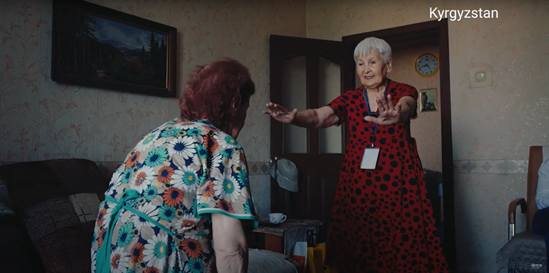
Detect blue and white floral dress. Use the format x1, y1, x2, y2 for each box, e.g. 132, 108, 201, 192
91, 119, 258, 273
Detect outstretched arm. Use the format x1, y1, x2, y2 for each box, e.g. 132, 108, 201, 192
396, 96, 417, 122
263, 103, 339, 129
364, 95, 416, 125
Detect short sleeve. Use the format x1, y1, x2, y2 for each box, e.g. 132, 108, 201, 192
327, 91, 353, 126
392, 83, 418, 101
196, 137, 258, 228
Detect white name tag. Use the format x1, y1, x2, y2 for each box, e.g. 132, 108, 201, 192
361, 147, 380, 169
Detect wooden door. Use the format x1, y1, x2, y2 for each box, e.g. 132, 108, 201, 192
269, 35, 355, 242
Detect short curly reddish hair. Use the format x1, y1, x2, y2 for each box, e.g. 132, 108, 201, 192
179, 58, 255, 128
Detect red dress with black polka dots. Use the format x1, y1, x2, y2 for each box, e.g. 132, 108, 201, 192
325, 79, 449, 273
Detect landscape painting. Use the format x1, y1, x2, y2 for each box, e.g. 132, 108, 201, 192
51, 0, 177, 97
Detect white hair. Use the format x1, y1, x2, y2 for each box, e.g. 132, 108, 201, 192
353, 37, 392, 63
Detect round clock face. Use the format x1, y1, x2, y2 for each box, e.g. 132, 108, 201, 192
415, 53, 439, 77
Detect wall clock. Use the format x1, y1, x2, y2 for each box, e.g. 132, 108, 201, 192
414, 53, 439, 78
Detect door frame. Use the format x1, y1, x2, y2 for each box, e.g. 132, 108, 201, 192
342, 19, 455, 271
268, 35, 353, 242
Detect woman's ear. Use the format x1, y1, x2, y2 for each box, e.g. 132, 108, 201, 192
386, 57, 393, 73
231, 94, 242, 113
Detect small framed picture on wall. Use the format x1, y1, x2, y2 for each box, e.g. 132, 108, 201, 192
419, 88, 437, 112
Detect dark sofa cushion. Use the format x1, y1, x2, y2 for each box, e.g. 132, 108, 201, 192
0, 159, 109, 273
0, 214, 45, 273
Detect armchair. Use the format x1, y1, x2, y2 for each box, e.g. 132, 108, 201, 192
496, 146, 549, 272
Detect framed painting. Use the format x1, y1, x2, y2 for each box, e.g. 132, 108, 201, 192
419, 88, 437, 112
51, 0, 177, 97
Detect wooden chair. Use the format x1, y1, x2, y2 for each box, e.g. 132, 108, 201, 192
496, 146, 549, 272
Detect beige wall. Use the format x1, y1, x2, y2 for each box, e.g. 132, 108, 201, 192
0, 0, 306, 222
307, 0, 549, 272
0, 0, 306, 164
390, 45, 442, 172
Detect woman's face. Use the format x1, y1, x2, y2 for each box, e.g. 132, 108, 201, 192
355, 49, 392, 90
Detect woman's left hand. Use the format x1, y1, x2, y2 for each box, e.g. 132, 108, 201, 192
364, 94, 401, 125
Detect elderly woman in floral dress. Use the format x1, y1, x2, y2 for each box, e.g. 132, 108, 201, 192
91, 58, 258, 273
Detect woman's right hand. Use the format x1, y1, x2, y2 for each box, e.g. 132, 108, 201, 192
262, 102, 297, 124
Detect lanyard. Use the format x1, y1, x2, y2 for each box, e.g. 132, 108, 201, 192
363, 83, 389, 147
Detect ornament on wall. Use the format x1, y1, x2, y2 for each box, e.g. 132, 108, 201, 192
419, 88, 437, 112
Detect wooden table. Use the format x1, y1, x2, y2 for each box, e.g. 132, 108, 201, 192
248, 219, 322, 254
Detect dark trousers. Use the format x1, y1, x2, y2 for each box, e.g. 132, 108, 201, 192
532, 207, 549, 273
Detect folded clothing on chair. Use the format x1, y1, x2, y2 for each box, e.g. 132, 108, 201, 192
535, 159, 549, 210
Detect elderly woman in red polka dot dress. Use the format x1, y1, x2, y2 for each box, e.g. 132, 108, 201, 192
263, 37, 449, 273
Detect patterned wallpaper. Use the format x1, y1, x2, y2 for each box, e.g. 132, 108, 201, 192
0, 0, 306, 226
306, 0, 549, 272
0, 0, 306, 164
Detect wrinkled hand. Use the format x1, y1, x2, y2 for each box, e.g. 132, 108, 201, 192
364, 94, 401, 125
262, 102, 297, 124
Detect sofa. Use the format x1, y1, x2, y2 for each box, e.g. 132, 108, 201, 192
0, 158, 299, 273
0, 158, 111, 273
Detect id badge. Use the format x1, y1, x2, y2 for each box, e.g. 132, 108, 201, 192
360, 147, 380, 169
